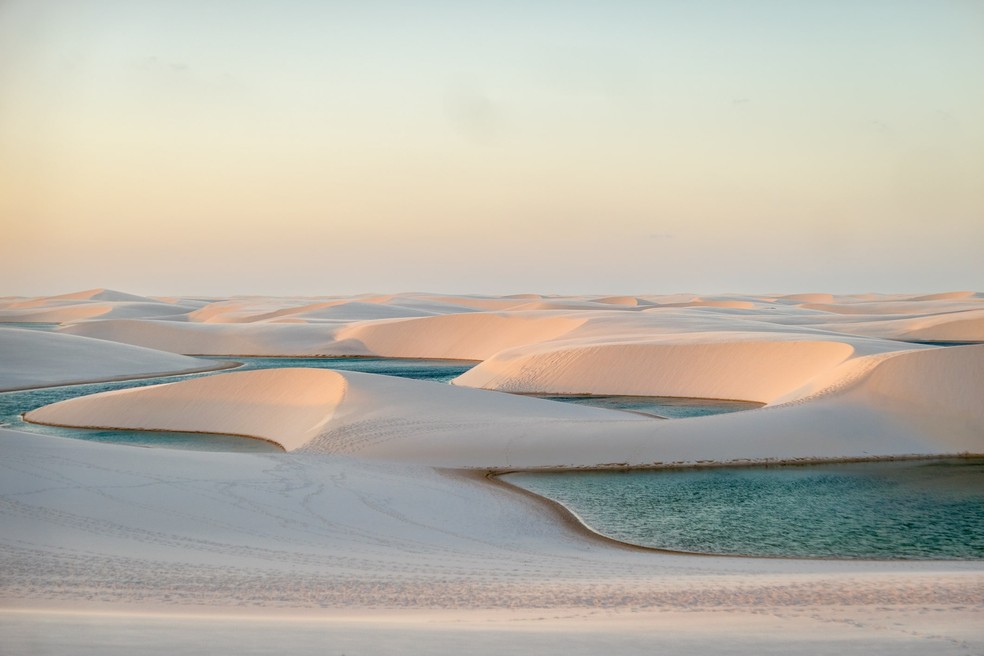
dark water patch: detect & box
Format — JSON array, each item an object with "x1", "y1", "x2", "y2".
[
  {"x1": 210, "y1": 356, "x2": 475, "y2": 384},
  {"x1": 19, "y1": 424, "x2": 282, "y2": 452},
  {"x1": 503, "y1": 459, "x2": 984, "y2": 560},
  {"x1": 898, "y1": 340, "x2": 983, "y2": 347},
  {"x1": 527, "y1": 394, "x2": 762, "y2": 418}
]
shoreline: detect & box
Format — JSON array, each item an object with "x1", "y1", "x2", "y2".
[
  {"x1": 480, "y1": 454, "x2": 984, "y2": 562},
  {"x1": 17, "y1": 415, "x2": 287, "y2": 451},
  {"x1": 483, "y1": 451, "x2": 984, "y2": 475},
  {"x1": 0, "y1": 359, "x2": 243, "y2": 394},
  {"x1": 200, "y1": 354, "x2": 481, "y2": 363}
]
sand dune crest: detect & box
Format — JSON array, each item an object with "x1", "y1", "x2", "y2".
[{"x1": 26, "y1": 368, "x2": 348, "y2": 451}]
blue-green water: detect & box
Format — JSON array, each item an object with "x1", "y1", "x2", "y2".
[
  {"x1": 503, "y1": 459, "x2": 984, "y2": 560},
  {"x1": 1, "y1": 357, "x2": 475, "y2": 452},
  {"x1": 209, "y1": 356, "x2": 475, "y2": 384},
  {"x1": 528, "y1": 394, "x2": 761, "y2": 418}
]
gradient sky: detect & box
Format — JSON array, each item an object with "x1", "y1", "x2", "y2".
[{"x1": 2, "y1": 0, "x2": 982, "y2": 297}]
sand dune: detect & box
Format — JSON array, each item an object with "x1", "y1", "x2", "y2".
[
  {"x1": 59, "y1": 319, "x2": 351, "y2": 355},
  {"x1": 592, "y1": 295, "x2": 639, "y2": 306},
  {"x1": 278, "y1": 300, "x2": 438, "y2": 322},
  {"x1": 454, "y1": 339, "x2": 856, "y2": 403},
  {"x1": 26, "y1": 368, "x2": 349, "y2": 450},
  {"x1": 335, "y1": 311, "x2": 590, "y2": 359},
  {"x1": 0, "y1": 302, "x2": 114, "y2": 323},
  {"x1": 8, "y1": 288, "x2": 157, "y2": 305},
  {"x1": 0, "y1": 327, "x2": 226, "y2": 391},
  {"x1": 816, "y1": 308, "x2": 984, "y2": 342},
  {"x1": 0, "y1": 291, "x2": 198, "y2": 324},
  {"x1": 901, "y1": 313, "x2": 984, "y2": 342},
  {"x1": 60, "y1": 310, "x2": 590, "y2": 357},
  {"x1": 24, "y1": 342, "x2": 981, "y2": 469},
  {"x1": 907, "y1": 290, "x2": 976, "y2": 301},
  {"x1": 26, "y1": 368, "x2": 640, "y2": 453},
  {"x1": 185, "y1": 300, "x2": 268, "y2": 323},
  {"x1": 802, "y1": 299, "x2": 982, "y2": 316},
  {"x1": 851, "y1": 344, "x2": 984, "y2": 427},
  {"x1": 777, "y1": 292, "x2": 836, "y2": 303},
  {"x1": 316, "y1": 342, "x2": 979, "y2": 464},
  {"x1": 4, "y1": 289, "x2": 983, "y2": 655},
  {"x1": 0, "y1": 301, "x2": 196, "y2": 324},
  {"x1": 660, "y1": 299, "x2": 758, "y2": 309}
]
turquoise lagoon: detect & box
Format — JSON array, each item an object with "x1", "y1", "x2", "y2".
[
  {"x1": 503, "y1": 459, "x2": 984, "y2": 560},
  {"x1": 528, "y1": 394, "x2": 761, "y2": 418}
]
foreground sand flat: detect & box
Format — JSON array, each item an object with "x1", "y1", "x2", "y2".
[{"x1": 2, "y1": 290, "x2": 983, "y2": 654}]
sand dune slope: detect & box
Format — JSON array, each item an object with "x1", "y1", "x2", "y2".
[
  {"x1": 848, "y1": 344, "x2": 984, "y2": 431},
  {"x1": 0, "y1": 302, "x2": 114, "y2": 323},
  {"x1": 24, "y1": 345, "x2": 983, "y2": 467},
  {"x1": 59, "y1": 311, "x2": 588, "y2": 357},
  {"x1": 0, "y1": 289, "x2": 194, "y2": 323},
  {"x1": 816, "y1": 308, "x2": 984, "y2": 342},
  {"x1": 9, "y1": 288, "x2": 157, "y2": 305},
  {"x1": 616, "y1": 345, "x2": 984, "y2": 467},
  {"x1": 0, "y1": 328, "x2": 225, "y2": 391},
  {"x1": 336, "y1": 312, "x2": 589, "y2": 359},
  {"x1": 901, "y1": 312, "x2": 984, "y2": 342},
  {"x1": 26, "y1": 368, "x2": 349, "y2": 451},
  {"x1": 455, "y1": 339, "x2": 856, "y2": 403},
  {"x1": 59, "y1": 319, "x2": 351, "y2": 355},
  {"x1": 26, "y1": 368, "x2": 638, "y2": 456}
]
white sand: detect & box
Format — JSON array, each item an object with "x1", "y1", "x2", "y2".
[
  {"x1": 3, "y1": 290, "x2": 984, "y2": 654},
  {"x1": 0, "y1": 328, "x2": 228, "y2": 391}
]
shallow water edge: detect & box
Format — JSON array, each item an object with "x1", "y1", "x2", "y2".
[{"x1": 497, "y1": 456, "x2": 984, "y2": 560}]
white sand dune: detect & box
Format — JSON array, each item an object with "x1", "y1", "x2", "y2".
[
  {"x1": 592, "y1": 295, "x2": 640, "y2": 306},
  {"x1": 25, "y1": 344, "x2": 983, "y2": 469},
  {"x1": 334, "y1": 311, "x2": 590, "y2": 359},
  {"x1": 454, "y1": 338, "x2": 857, "y2": 403},
  {"x1": 26, "y1": 368, "x2": 348, "y2": 450},
  {"x1": 907, "y1": 290, "x2": 977, "y2": 301},
  {"x1": 801, "y1": 299, "x2": 983, "y2": 316},
  {"x1": 815, "y1": 308, "x2": 984, "y2": 342},
  {"x1": 279, "y1": 300, "x2": 439, "y2": 322},
  {"x1": 59, "y1": 319, "x2": 352, "y2": 355},
  {"x1": 655, "y1": 299, "x2": 758, "y2": 309},
  {"x1": 0, "y1": 328, "x2": 226, "y2": 391},
  {"x1": 777, "y1": 292, "x2": 836, "y2": 303},
  {"x1": 3, "y1": 290, "x2": 984, "y2": 655},
  {"x1": 901, "y1": 312, "x2": 984, "y2": 342},
  {"x1": 0, "y1": 289, "x2": 199, "y2": 324},
  {"x1": 25, "y1": 368, "x2": 641, "y2": 454},
  {"x1": 5, "y1": 288, "x2": 157, "y2": 305},
  {"x1": 0, "y1": 302, "x2": 114, "y2": 323}
]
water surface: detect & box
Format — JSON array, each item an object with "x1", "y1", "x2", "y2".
[
  {"x1": 503, "y1": 459, "x2": 984, "y2": 560},
  {"x1": 528, "y1": 394, "x2": 761, "y2": 418}
]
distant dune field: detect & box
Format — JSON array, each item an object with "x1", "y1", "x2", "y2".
[{"x1": 2, "y1": 290, "x2": 983, "y2": 655}]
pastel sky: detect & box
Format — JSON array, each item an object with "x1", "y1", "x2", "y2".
[{"x1": 2, "y1": 0, "x2": 982, "y2": 297}]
